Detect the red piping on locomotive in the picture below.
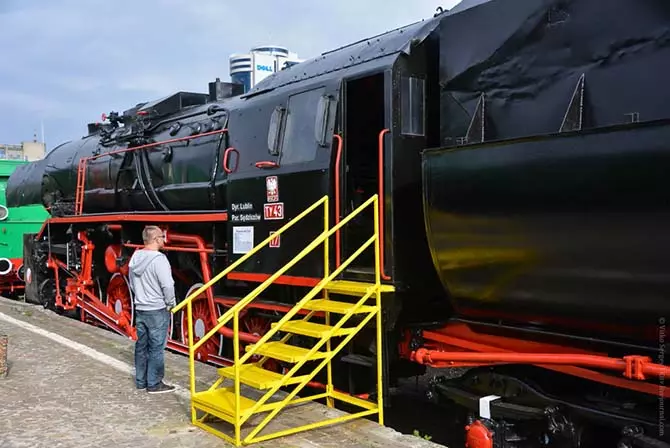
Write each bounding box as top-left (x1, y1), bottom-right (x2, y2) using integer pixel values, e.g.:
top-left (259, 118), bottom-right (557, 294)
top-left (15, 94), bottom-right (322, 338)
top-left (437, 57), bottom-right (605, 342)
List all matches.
top-left (412, 322), bottom-right (670, 398)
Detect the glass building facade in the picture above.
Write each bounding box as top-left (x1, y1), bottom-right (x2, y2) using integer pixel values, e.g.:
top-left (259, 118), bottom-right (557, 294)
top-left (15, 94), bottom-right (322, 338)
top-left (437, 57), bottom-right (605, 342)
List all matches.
top-left (229, 54), bottom-right (253, 93)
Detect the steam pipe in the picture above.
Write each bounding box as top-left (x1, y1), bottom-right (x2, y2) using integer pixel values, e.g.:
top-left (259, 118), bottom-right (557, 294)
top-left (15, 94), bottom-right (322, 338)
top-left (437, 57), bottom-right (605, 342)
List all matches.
top-left (411, 348), bottom-right (670, 380)
top-left (165, 231), bottom-right (216, 325)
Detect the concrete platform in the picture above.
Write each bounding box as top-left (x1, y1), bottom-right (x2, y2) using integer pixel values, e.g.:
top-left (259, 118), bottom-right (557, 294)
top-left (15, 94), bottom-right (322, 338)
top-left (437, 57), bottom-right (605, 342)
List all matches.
top-left (0, 297), bottom-right (446, 448)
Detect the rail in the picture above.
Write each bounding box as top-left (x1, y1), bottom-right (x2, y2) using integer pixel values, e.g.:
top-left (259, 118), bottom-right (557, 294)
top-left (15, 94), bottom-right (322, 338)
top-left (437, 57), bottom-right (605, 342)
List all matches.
top-left (333, 130), bottom-right (388, 275)
top-left (333, 134), bottom-right (343, 267)
top-left (172, 192), bottom-right (385, 444)
top-left (74, 128), bottom-right (229, 214)
top-left (377, 129), bottom-right (390, 280)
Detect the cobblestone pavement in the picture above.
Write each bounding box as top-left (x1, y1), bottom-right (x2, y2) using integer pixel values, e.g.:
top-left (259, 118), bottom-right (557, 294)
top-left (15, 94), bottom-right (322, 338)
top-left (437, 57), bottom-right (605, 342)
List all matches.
top-left (0, 297), bottom-right (446, 448)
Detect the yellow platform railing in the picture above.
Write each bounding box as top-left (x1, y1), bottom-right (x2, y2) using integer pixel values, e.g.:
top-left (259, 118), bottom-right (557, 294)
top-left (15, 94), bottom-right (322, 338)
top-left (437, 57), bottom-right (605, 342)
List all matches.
top-left (171, 193), bottom-right (388, 445)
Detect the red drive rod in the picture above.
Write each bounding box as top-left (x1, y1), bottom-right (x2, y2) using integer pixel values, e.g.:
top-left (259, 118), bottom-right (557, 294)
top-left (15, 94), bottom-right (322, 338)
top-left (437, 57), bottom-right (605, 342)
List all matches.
top-left (411, 349), bottom-right (670, 381)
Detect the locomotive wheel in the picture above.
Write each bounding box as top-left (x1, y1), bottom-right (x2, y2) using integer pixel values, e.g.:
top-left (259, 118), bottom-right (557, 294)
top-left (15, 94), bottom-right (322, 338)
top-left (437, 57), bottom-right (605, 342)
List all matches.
top-left (238, 309), bottom-right (284, 374)
top-left (180, 283), bottom-right (224, 362)
top-left (106, 273), bottom-right (134, 327)
top-left (38, 278), bottom-right (57, 309)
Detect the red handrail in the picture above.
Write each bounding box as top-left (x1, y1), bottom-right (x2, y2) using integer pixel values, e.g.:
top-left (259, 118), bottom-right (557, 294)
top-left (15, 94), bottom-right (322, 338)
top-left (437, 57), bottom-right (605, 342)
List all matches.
top-left (74, 128), bottom-right (229, 215)
top-left (89, 128), bottom-right (229, 161)
top-left (223, 147), bottom-right (239, 173)
top-left (378, 129), bottom-right (391, 280)
top-left (165, 231), bottom-right (216, 326)
top-left (333, 134), bottom-right (343, 268)
top-left (255, 161), bottom-right (279, 169)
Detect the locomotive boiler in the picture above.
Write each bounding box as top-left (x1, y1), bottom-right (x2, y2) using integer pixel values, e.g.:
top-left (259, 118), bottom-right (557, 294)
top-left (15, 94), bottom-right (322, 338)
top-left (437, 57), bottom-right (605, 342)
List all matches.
top-left (6, 0), bottom-right (670, 446)
top-left (7, 91), bottom-right (232, 215)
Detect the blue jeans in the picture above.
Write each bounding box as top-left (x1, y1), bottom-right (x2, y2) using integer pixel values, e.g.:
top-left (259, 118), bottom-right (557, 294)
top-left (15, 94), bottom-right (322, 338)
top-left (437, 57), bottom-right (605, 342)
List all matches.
top-left (134, 308), bottom-right (170, 389)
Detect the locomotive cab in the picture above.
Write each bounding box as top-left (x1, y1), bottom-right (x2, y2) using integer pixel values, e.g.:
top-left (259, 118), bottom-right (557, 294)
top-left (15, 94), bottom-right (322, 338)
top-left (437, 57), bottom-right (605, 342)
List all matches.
top-left (223, 23), bottom-right (447, 328)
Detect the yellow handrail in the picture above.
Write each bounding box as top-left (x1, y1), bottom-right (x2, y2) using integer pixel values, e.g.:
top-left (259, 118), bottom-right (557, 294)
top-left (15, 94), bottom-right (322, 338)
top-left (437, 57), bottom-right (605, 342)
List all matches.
top-left (181, 190), bottom-right (386, 445)
top-left (235, 236), bottom-right (377, 429)
top-left (237, 233), bottom-right (376, 364)
top-left (186, 194), bottom-right (377, 353)
top-left (172, 195), bottom-right (328, 314)
top-left (240, 195), bottom-right (383, 441)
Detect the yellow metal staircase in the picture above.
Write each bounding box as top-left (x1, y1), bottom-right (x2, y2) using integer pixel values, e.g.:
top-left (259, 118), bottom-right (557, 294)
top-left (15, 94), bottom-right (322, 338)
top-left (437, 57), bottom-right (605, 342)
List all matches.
top-left (171, 194), bottom-right (394, 446)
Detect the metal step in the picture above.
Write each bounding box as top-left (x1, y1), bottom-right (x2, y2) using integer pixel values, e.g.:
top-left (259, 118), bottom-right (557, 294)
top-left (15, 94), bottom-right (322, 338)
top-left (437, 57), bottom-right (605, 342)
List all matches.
top-left (325, 280), bottom-right (394, 297)
top-left (217, 364), bottom-right (307, 390)
top-left (192, 387), bottom-right (257, 424)
top-left (245, 341), bottom-right (329, 363)
top-left (302, 299), bottom-right (376, 315)
top-left (272, 320), bottom-right (355, 338)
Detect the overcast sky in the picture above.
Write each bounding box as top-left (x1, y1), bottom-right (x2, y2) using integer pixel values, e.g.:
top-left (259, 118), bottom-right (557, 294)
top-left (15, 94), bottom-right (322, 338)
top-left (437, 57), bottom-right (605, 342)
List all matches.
top-left (1, 0), bottom-right (461, 151)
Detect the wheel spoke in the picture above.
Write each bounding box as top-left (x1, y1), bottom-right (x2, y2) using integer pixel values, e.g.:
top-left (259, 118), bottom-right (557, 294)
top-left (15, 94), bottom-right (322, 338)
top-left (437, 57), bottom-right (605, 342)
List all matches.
top-left (180, 283), bottom-right (222, 362)
top-left (106, 273), bottom-right (133, 328)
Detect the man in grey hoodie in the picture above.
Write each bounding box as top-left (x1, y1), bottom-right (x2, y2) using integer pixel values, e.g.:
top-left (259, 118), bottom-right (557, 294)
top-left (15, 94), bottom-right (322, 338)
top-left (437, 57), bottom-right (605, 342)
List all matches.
top-left (129, 225), bottom-right (177, 394)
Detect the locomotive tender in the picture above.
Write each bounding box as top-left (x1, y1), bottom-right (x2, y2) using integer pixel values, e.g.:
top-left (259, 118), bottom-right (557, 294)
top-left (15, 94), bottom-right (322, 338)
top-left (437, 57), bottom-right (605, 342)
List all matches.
top-left (7, 0), bottom-right (670, 446)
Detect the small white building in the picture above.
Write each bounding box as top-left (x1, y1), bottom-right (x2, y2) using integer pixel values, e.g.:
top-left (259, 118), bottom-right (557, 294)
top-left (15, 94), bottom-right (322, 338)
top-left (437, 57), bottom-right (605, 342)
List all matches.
top-left (0, 141), bottom-right (46, 161)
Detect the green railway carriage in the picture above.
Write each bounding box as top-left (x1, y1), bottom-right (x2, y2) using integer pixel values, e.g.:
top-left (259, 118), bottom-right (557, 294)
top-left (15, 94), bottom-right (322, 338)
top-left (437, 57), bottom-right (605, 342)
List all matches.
top-left (0, 159), bottom-right (50, 298)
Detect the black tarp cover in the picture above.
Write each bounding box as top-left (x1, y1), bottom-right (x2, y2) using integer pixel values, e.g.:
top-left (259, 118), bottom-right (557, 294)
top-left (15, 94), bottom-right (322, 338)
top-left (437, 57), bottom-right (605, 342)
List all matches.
top-left (438, 0), bottom-right (670, 146)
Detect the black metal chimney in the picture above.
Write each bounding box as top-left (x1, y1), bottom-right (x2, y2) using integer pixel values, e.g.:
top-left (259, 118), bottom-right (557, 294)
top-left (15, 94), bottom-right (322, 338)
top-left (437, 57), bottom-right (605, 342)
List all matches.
top-left (208, 78), bottom-right (244, 102)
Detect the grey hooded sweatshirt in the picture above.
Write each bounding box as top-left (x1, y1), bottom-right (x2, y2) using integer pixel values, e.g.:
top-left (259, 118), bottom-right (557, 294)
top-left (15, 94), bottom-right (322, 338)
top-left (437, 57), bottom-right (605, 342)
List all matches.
top-left (128, 249), bottom-right (176, 311)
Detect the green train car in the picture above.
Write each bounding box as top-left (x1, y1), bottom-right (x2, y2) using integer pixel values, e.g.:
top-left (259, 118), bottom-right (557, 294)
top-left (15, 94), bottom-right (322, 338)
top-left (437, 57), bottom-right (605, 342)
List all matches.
top-left (0, 160), bottom-right (49, 298)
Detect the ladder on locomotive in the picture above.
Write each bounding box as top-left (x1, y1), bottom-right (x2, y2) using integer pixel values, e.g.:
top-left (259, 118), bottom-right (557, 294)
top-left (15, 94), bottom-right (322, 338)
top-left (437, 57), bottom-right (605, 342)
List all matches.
top-left (74, 158), bottom-right (87, 215)
top-left (172, 194), bottom-right (393, 446)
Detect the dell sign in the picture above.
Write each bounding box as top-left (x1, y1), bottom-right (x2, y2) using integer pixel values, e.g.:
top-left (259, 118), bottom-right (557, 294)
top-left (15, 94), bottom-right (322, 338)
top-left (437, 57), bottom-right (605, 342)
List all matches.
top-left (252, 53), bottom-right (277, 85)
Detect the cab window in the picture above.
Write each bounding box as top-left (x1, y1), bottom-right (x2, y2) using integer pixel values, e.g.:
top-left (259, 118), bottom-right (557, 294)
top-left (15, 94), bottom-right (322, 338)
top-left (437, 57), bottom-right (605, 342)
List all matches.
top-left (279, 87), bottom-right (328, 165)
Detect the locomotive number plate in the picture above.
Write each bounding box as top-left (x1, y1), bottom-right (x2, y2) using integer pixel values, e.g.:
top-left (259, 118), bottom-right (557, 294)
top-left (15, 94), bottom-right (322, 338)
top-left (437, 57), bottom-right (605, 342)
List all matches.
top-left (269, 231), bottom-right (280, 248)
top-left (264, 203), bottom-right (284, 220)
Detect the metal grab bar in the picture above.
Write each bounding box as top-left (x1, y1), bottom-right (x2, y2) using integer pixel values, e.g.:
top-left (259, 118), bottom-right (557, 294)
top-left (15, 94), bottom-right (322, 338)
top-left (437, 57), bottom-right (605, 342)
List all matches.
top-left (377, 129), bottom-right (391, 280)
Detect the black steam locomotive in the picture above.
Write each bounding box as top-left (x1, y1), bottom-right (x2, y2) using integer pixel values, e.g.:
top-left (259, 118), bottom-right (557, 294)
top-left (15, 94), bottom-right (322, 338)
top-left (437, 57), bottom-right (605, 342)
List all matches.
top-left (7, 0), bottom-right (670, 446)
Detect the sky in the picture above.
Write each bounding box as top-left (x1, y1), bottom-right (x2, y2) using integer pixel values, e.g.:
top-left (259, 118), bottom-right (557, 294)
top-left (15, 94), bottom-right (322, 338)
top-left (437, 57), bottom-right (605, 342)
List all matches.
top-left (0, 0), bottom-right (461, 151)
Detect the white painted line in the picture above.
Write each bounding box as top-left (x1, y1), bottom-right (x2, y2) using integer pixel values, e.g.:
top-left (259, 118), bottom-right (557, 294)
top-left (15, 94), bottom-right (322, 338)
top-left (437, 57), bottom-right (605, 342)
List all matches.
top-left (0, 310), bottom-right (189, 399)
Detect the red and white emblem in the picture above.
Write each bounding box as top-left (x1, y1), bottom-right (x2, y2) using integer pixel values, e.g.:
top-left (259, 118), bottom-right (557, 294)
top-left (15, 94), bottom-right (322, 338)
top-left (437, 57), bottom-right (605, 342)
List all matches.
top-left (269, 231), bottom-right (280, 248)
top-left (266, 176), bottom-right (279, 202)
